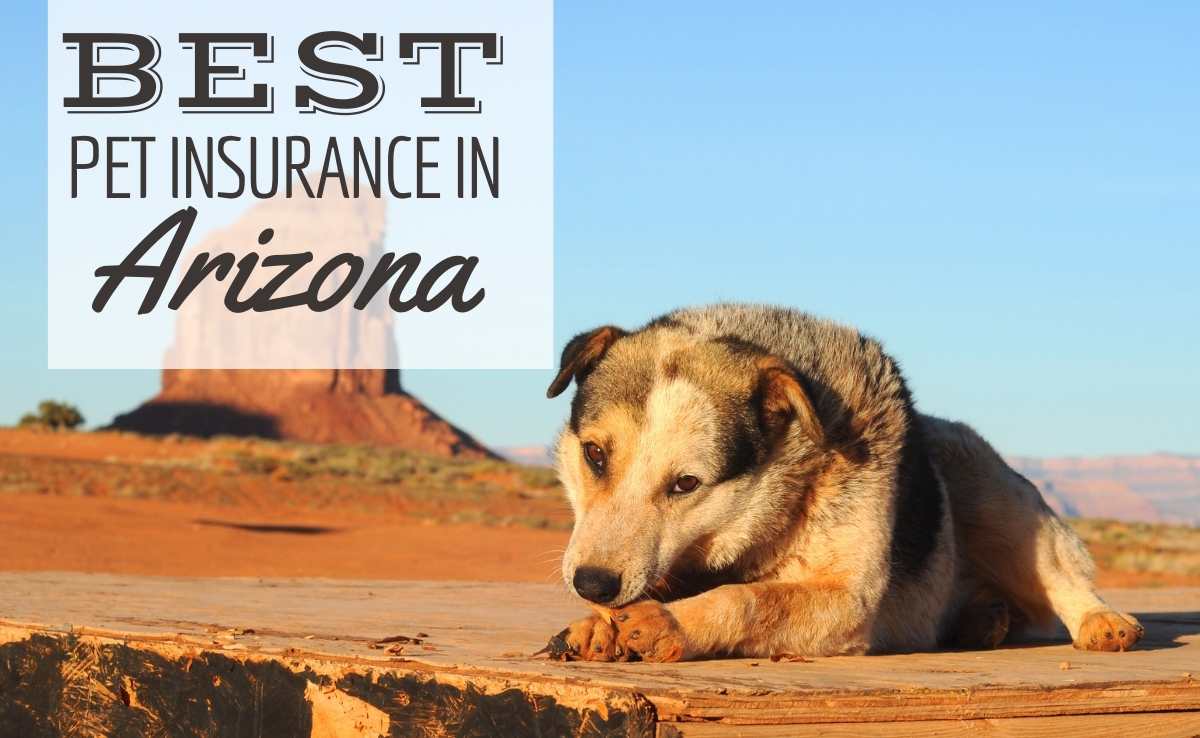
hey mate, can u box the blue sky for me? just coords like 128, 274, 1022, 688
2, 2, 1197, 456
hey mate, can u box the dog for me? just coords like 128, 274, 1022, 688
545, 303, 1143, 662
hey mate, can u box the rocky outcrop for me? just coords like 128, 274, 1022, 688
111, 368, 492, 458
110, 194, 492, 459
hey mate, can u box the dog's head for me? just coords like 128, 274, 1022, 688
548, 321, 826, 606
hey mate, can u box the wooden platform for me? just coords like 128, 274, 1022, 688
1, 574, 1197, 737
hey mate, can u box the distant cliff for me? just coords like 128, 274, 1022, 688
1008, 453, 1199, 525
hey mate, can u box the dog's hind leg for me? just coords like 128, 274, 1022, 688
922, 415, 1144, 651
1029, 512, 1144, 651
947, 585, 1010, 650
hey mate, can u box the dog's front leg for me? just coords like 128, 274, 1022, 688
614, 583, 871, 661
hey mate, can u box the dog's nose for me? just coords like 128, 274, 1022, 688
573, 566, 622, 604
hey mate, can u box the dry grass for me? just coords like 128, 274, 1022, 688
0, 431, 570, 529
205, 436, 559, 495
1070, 518, 1200, 584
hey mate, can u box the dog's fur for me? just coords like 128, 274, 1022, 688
547, 304, 1142, 662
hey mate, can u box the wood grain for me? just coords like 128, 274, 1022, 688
662, 711, 1200, 737
0, 573, 1197, 733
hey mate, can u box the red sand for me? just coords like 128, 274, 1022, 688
0, 493, 567, 582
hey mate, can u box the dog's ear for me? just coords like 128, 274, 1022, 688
546, 326, 627, 398
756, 356, 825, 446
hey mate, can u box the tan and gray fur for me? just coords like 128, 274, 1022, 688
547, 304, 1142, 662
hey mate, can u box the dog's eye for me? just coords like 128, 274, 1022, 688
672, 475, 701, 494
583, 442, 606, 473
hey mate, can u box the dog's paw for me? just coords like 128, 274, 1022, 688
614, 601, 688, 662
547, 613, 625, 661
1074, 608, 1143, 652
950, 597, 1010, 650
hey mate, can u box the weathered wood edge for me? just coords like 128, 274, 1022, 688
647, 678, 1200, 724
657, 711, 1200, 737
3, 623, 1199, 733
0, 627, 657, 738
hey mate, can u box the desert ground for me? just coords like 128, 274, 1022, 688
0, 427, 1197, 589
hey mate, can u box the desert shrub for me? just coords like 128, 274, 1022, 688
515, 464, 559, 490
228, 451, 280, 475
18, 401, 84, 430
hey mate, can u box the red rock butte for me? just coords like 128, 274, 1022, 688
109, 192, 493, 459
110, 368, 492, 459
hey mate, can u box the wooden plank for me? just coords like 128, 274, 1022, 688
0, 573, 1197, 733
661, 711, 1200, 737
0, 629, 656, 737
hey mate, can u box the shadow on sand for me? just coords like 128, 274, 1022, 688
192, 519, 340, 536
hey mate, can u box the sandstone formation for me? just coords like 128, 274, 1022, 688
110, 193, 492, 459
111, 368, 491, 458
